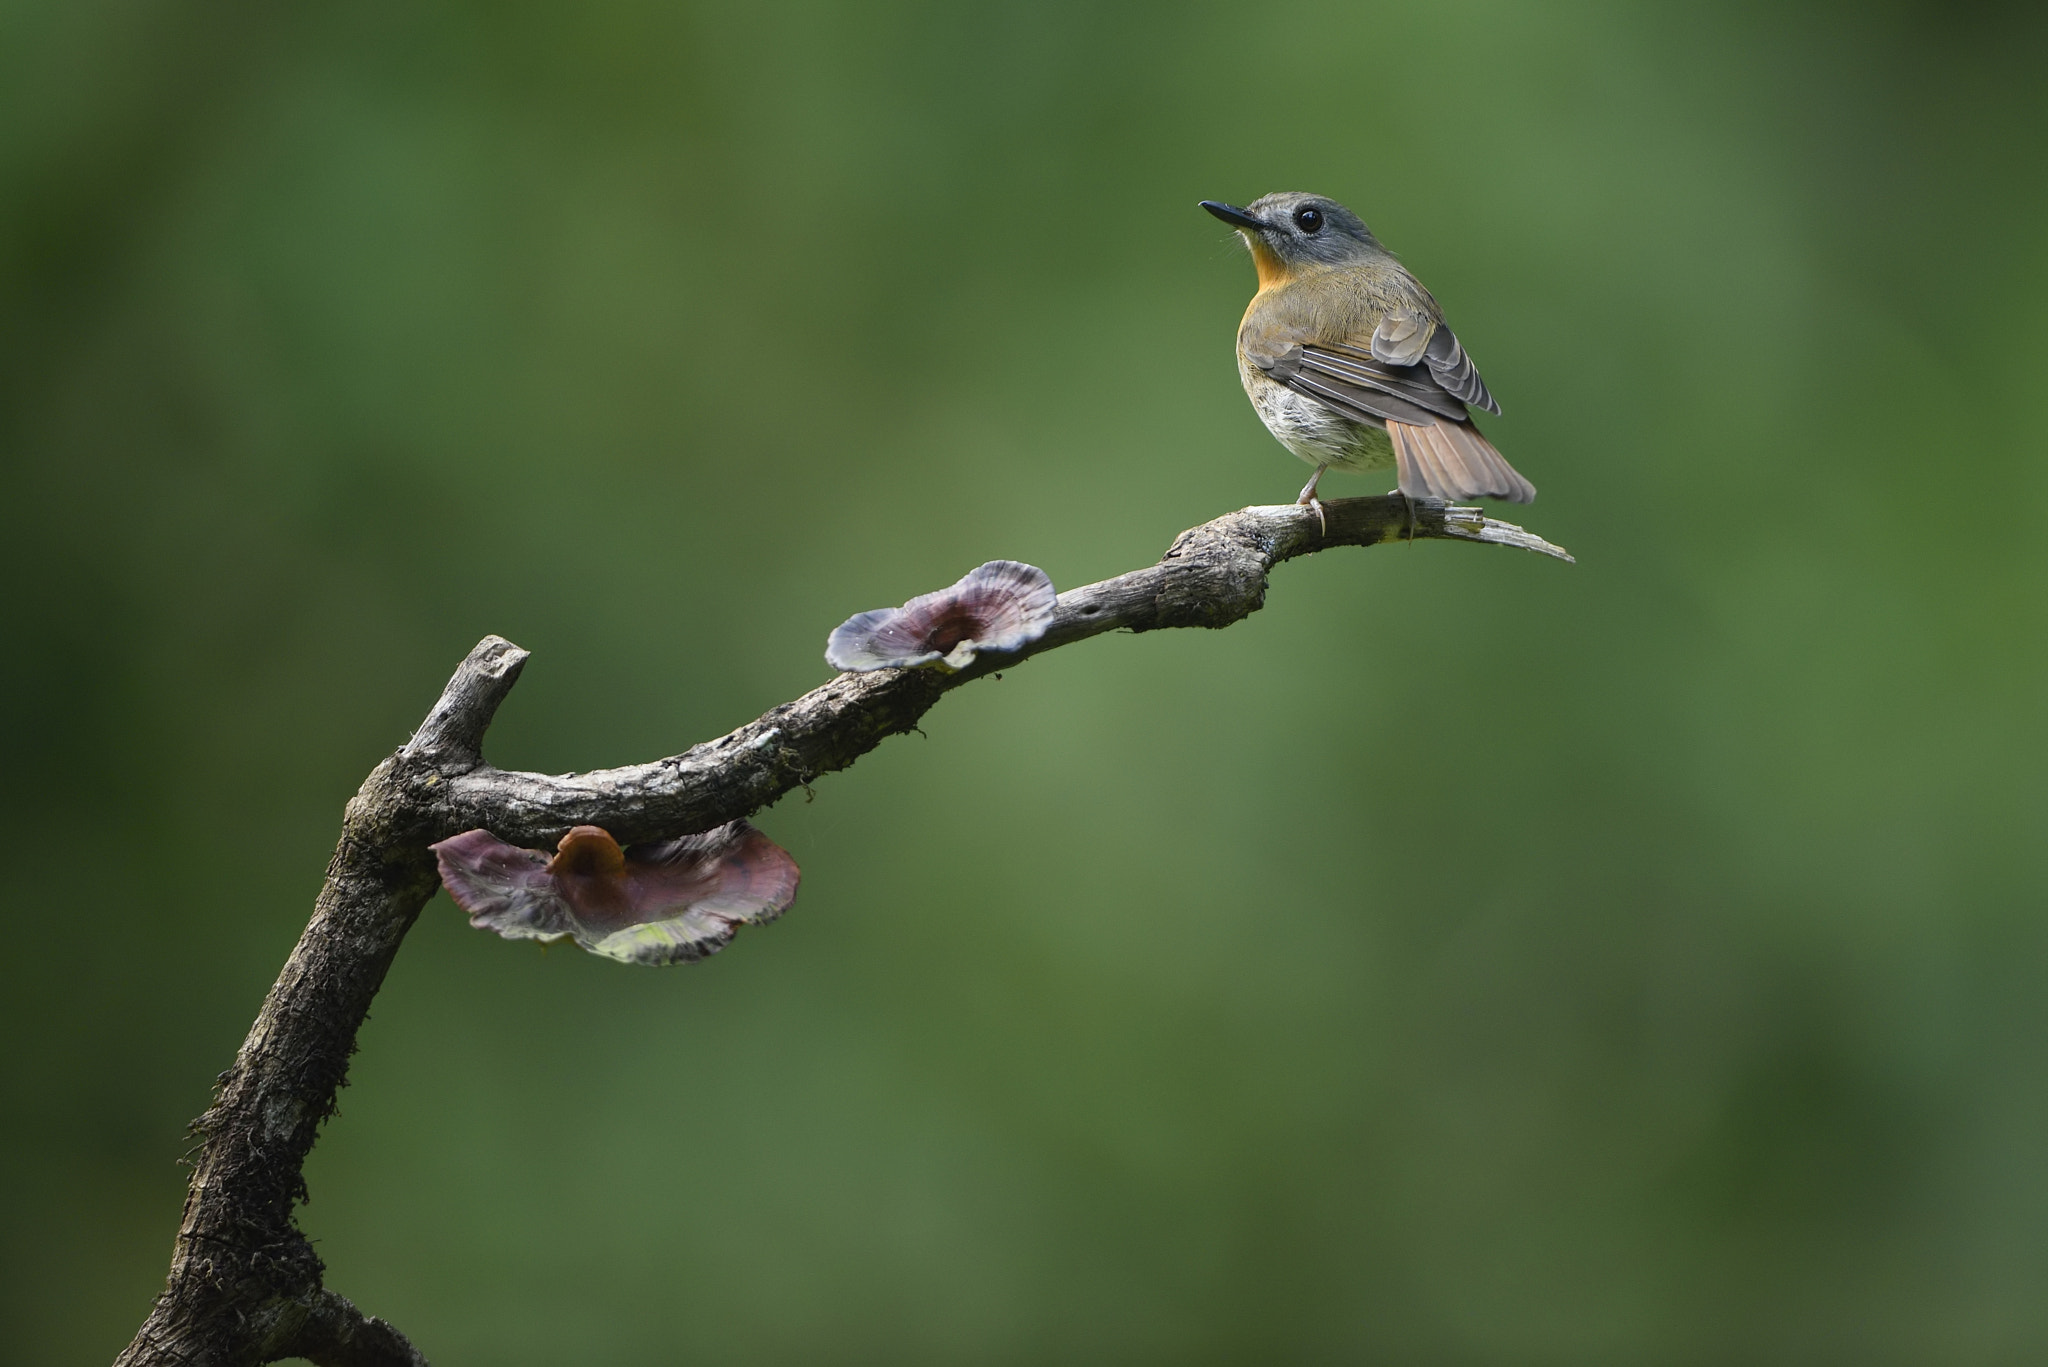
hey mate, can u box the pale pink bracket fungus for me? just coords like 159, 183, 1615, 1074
825, 559, 1057, 673
430, 821, 800, 966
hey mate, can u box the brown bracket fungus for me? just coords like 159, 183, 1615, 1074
825, 559, 1057, 672
432, 821, 799, 966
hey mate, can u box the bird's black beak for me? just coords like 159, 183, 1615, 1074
1200, 201, 1268, 233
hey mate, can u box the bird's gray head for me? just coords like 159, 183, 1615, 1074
1200, 192, 1384, 276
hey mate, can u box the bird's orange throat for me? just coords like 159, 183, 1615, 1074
1244, 234, 1294, 292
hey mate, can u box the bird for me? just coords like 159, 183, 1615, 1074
1201, 192, 1534, 525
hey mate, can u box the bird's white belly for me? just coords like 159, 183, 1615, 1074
1240, 364, 1394, 473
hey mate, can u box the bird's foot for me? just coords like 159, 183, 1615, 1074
1296, 472, 1328, 536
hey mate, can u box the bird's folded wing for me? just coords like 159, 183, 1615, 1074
1353, 308, 1500, 417
1260, 344, 1469, 427
1301, 345, 1473, 419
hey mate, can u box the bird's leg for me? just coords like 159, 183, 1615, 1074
1296, 467, 1328, 536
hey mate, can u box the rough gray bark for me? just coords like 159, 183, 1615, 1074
116, 496, 1569, 1366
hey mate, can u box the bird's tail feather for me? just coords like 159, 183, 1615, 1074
1389, 420, 1535, 504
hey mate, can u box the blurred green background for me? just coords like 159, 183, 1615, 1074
6, 1, 2048, 1361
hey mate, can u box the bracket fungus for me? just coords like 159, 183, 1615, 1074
431, 821, 800, 966
825, 559, 1057, 672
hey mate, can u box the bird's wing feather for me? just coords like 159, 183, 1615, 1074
1263, 347, 1447, 427
1297, 345, 1471, 421
1370, 307, 1433, 366
1422, 325, 1500, 415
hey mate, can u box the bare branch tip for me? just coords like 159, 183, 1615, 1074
402, 636, 533, 764
290, 1288, 430, 1367
1440, 506, 1576, 563
467, 634, 531, 677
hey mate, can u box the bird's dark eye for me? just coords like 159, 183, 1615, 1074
1294, 207, 1323, 233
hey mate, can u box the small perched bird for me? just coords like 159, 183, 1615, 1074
1202, 193, 1534, 520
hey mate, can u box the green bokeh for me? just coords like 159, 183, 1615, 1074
6, 2, 2048, 1361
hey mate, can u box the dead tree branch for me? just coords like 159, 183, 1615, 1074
116, 496, 1569, 1365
